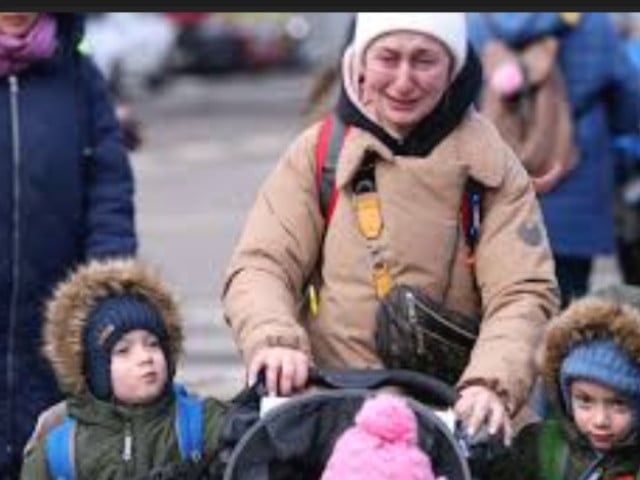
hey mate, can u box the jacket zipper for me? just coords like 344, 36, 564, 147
6, 74, 20, 459
412, 290, 477, 343
122, 421, 133, 476
405, 290, 426, 355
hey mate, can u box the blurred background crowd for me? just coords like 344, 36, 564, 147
82, 12, 349, 100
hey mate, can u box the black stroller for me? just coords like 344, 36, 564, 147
137, 369, 504, 480
217, 369, 504, 480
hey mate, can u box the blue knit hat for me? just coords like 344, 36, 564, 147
83, 294, 169, 400
560, 338, 640, 412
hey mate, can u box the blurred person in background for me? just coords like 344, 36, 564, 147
302, 13, 354, 123
0, 12, 136, 477
610, 13, 640, 286
469, 13, 640, 307
223, 12, 559, 445
83, 13, 179, 152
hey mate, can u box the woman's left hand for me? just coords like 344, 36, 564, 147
454, 385, 513, 446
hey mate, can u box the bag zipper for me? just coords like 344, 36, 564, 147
409, 288, 477, 343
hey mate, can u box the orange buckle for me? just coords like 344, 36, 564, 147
356, 192, 383, 239
372, 262, 393, 299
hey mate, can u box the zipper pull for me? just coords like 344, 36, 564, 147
405, 291, 425, 355
122, 422, 133, 462
405, 291, 417, 324
8, 75, 18, 94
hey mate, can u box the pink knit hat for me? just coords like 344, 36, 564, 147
321, 394, 441, 480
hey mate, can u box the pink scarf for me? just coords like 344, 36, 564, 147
0, 14, 58, 77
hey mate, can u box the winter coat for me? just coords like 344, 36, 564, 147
468, 12, 640, 257
19, 390, 228, 480
0, 13, 136, 470
223, 47, 559, 417
487, 288, 640, 479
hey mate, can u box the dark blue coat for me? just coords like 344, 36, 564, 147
469, 12, 640, 256
0, 14, 136, 471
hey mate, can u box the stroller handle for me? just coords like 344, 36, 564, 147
306, 367, 457, 407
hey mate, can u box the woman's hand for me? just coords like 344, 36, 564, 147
454, 385, 513, 446
247, 346, 311, 396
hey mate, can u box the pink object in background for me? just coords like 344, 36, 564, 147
490, 60, 525, 97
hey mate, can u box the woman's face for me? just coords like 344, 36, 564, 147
361, 31, 453, 138
570, 380, 636, 452
0, 13, 39, 37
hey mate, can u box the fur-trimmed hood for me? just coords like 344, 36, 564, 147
43, 258, 184, 395
541, 285, 640, 414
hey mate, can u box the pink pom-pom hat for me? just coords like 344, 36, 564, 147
321, 393, 441, 480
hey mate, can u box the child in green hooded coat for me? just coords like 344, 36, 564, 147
21, 258, 229, 480
489, 284, 640, 480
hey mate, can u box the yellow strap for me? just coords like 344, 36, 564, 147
559, 12, 582, 26
355, 192, 383, 239
308, 284, 319, 317
372, 263, 393, 299
354, 182, 393, 298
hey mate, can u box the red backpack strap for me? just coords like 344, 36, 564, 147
315, 114, 349, 223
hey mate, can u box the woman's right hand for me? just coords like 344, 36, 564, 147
247, 346, 311, 396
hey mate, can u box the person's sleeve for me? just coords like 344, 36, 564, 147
467, 12, 566, 50
466, 12, 491, 53
20, 442, 50, 480
486, 423, 542, 480
221, 125, 325, 365
81, 56, 137, 258
459, 148, 560, 415
203, 398, 230, 452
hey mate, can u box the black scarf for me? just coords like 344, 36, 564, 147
337, 43, 483, 157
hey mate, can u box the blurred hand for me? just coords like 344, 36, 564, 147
454, 385, 513, 446
247, 346, 310, 396
116, 103, 143, 152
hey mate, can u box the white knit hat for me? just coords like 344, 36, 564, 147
353, 12, 468, 77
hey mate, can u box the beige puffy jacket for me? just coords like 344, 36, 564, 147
223, 110, 559, 416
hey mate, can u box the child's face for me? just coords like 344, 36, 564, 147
111, 329, 168, 405
570, 380, 635, 451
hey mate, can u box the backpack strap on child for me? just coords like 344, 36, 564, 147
174, 383, 205, 462
45, 416, 77, 480
44, 384, 205, 478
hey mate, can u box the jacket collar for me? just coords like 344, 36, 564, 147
334, 109, 507, 192
68, 385, 174, 429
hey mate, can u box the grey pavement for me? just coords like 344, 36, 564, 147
131, 71, 312, 399
129, 69, 624, 401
